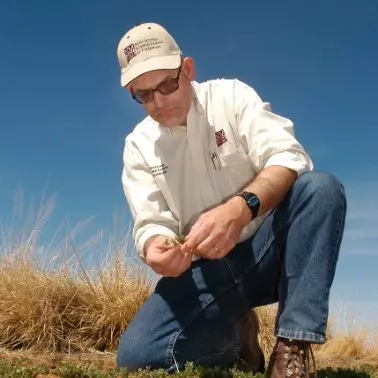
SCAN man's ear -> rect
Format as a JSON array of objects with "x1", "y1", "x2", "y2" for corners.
[{"x1": 182, "y1": 57, "x2": 196, "y2": 81}]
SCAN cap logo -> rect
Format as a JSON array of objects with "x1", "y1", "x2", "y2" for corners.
[
  {"x1": 124, "y1": 37, "x2": 165, "y2": 63},
  {"x1": 124, "y1": 43, "x2": 137, "y2": 62}
]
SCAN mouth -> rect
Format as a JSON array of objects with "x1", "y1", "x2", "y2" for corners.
[{"x1": 158, "y1": 108, "x2": 176, "y2": 117}]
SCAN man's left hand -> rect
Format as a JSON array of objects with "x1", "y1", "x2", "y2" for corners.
[{"x1": 182, "y1": 198, "x2": 248, "y2": 259}]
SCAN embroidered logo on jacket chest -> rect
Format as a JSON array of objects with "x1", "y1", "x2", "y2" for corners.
[{"x1": 215, "y1": 129, "x2": 228, "y2": 147}]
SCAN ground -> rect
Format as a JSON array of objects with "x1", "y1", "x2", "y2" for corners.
[{"x1": 0, "y1": 349, "x2": 377, "y2": 378}]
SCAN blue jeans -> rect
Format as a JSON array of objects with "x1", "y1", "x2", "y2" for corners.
[{"x1": 116, "y1": 171, "x2": 347, "y2": 372}]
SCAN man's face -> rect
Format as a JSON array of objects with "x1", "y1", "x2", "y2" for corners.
[{"x1": 129, "y1": 58, "x2": 195, "y2": 127}]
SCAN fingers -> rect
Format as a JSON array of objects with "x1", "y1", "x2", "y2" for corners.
[
  {"x1": 195, "y1": 235, "x2": 218, "y2": 256},
  {"x1": 153, "y1": 248, "x2": 192, "y2": 277},
  {"x1": 183, "y1": 224, "x2": 212, "y2": 254},
  {"x1": 183, "y1": 230, "x2": 207, "y2": 252},
  {"x1": 196, "y1": 235, "x2": 235, "y2": 260},
  {"x1": 146, "y1": 237, "x2": 193, "y2": 276},
  {"x1": 186, "y1": 226, "x2": 225, "y2": 258},
  {"x1": 201, "y1": 244, "x2": 225, "y2": 260},
  {"x1": 166, "y1": 250, "x2": 193, "y2": 277},
  {"x1": 146, "y1": 244, "x2": 179, "y2": 269},
  {"x1": 183, "y1": 215, "x2": 227, "y2": 256}
]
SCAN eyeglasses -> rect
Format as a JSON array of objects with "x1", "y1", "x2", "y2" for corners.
[{"x1": 131, "y1": 64, "x2": 182, "y2": 104}]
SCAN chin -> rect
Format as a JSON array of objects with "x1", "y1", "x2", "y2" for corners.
[{"x1": 154, "y1": 114, "x2": 185, "y2": 127}]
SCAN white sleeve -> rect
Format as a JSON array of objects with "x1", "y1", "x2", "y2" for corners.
[
  {"x1": 122, "y1": 136, "x2": 178, "y2": 258},
  {"x1": 232, "y1": 79, "x2": 314, "y2": 176}
]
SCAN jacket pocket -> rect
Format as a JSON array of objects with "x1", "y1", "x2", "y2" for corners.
[
  {"x1": 218, "y1": 147, "x2": 247, "y2": 166},
  {"x1": 218, "y1": 147, "x2": 256, "y2": 194}
]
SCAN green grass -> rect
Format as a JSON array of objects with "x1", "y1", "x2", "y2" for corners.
[
  {"x1": 0, "y1": 358, "x2": 49, "y2": 378},
  {"x1": 0, "y1": 357, "x2": 377, "y2": 378}
]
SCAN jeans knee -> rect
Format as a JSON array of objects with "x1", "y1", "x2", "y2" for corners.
[
  {"x1": 115, "y1": 330, "x2": 145, "y2": 371},
  {"x1": 297, "y1": 171, "x2": 346, "y2": 209}
]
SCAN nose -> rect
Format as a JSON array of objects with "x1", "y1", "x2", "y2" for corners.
[{"x1": 153, "y1": 90, "x2": 165, "y2": 108}]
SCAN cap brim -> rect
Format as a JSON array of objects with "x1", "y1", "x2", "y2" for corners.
[{"x1": 121, "y1": 54, "x2": 182, "y2": 87}]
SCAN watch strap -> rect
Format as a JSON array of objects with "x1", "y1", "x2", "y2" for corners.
[{"x1": 236, "y1": 191, "x2": 260, "y2": 220}]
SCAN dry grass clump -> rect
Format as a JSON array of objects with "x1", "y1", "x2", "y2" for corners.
[
  {"x1": 0, "y1": 191, "x2": 153, "y2": 353},
  {"x1": 316, "y1": 327, "x2": 378, "y2": 371},
  {"x1": 0, "y1": 250, "x2": 152, "y2": 352},
  {"x1": 254, "y1": 304, "x2": 277, "y2": 358}
]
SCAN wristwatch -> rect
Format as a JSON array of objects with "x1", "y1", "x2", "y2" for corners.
[{"x1": 235, "y1": 191, "x2": 260, "y2": 221}]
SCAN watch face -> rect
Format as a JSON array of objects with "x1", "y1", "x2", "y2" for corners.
[
  {"x1": 240, "y1": 192, "x2": 260, "y2": 219},
  {"x1": 247, "y1": 196, "x2": 260, "y2": 207},
  {"x1": 241, "y1": 192, "x2": 259, "y2": 206}
]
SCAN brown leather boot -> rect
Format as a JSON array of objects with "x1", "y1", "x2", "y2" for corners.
[
  {"x1": 235, "y1": 310, "x2": 265, "y2": 374},
  {"x1": 266, "y1": 337, "x2": 317, "y2": 378}
]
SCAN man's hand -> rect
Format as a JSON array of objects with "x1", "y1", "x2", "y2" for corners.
[
  {"x1": 182, "y1": 198, "x2": 249, "y2": 259},
  {"x1": 182, "y1": 166, "x2": 297, "y2": 260},
  {"x1": 144, "y1": 235, "x2": 192, "y2": 277}
]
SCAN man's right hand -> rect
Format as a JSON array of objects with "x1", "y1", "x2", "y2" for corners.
[{"x1": 143, "y1": 235, "x2": 192, "y2": 277}]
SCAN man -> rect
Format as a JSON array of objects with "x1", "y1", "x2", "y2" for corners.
[{"x1": 115, "y1": 22, "x2": 347, "y2": 377}]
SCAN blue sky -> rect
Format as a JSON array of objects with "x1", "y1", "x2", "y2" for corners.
[{"x1": 1, "y1": 1, "x2": 377, "y2": 330}]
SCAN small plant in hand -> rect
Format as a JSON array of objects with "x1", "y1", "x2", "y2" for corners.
[{"x1": 164, "y1": 234, "x2": 187, "y2": 247}]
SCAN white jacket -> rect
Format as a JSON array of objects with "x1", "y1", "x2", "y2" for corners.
[{"x1": 122, "y1": 79, "x2": 314, "y2": 258}]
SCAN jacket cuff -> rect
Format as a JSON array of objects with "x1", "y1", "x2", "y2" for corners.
[
  {"x1": 264, "y1": 151, "x2": 314, "y2": 176},
  {"x1": 136, "y1": 226, "x2": 177, "y2": 259}
]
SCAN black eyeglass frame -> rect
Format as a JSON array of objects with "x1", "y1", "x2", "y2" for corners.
[{"x1": 131, "y1": 63, "x2": 182, "y2": 104}]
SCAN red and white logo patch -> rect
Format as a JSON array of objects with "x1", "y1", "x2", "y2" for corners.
[
  {"x1": 215, "y1": 129, "x2": 227, "y2": 147},
  {"x1": 124, "y1": 43, "x2": 137, "y2": 62}
]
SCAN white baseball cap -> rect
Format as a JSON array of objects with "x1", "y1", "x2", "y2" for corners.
[{"x1": 117, "y1": 23, "x2": 182, "y2": 87}]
